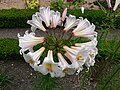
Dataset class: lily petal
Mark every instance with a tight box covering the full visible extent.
[62,8,67,21]
[64,15,80,32]
[113,0,120,11]
[73,18,91,33]
[106,0,112,8]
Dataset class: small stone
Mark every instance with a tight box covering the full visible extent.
[30,73,33,76]
[11,64,14,66]
[21,79,24,82]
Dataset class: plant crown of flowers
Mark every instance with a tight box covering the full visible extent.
[18,6,98,78]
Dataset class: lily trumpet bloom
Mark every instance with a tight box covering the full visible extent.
[74,40,98,69]
[27,13,46,32]
[37,50,64,77]
[18,6,98,77]
[51,11,61,28]
[18,30,45,52]
[23,47,45,66]
[113,0,120,11]
[57,53,75,75]
[64,15,80,32]
[72,23,96,38]
[38,6,51,27]
[63,45,89,74]
[75,37,98,47]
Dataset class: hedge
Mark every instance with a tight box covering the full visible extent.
[0,8,105,28]
[0,8,120,28]
[0,38,22,60]
[0,9,38,28]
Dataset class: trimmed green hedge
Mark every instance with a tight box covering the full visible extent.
[0,8,120,28]
[0,9,105,28]
[0,38,22,60]
[0,9,38,28]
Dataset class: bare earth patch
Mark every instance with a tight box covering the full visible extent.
[0,60,83,90]
[0,60,35,90]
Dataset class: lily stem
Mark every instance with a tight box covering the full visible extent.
[67,34,73,40]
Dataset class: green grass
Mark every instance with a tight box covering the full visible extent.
[33,73,63,90]
[0,70,12,90]
[95,63,120,90]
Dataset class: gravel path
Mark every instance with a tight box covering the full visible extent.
[0,28,120,39]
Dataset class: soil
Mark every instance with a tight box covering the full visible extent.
[0,60,35,90]
[0,60,83,90]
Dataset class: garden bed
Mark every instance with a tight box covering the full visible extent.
[0,1,120,89]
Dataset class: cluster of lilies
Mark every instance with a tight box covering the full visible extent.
[18,7,98,77]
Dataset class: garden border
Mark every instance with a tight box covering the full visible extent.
[1,9,120,28]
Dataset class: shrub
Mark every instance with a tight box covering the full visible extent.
[0,9,120,28]
[0,38,22,60]
[0,9,105,28]
[0,9,37,28]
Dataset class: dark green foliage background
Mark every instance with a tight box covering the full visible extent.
[0,9,120,28]
[0,38,22,60]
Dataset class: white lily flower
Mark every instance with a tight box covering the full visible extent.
[38,6,51,27]
[57,53,75,75]
[85,47,98,69]
[27,13,46,32]
[64,52,83,74]
[81,7,85,14]
[72,23,96,38]
[18,30,45,52]
[63,46,88,74]
[74,39,98,69]
[72,18,90,33]
[51,11,61,28]
[38,50,64,77]
[23,47,45,64]
[22,47,45,71]
[75,41,98,69]
[64,15,80,32]
[113,0,120,11]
